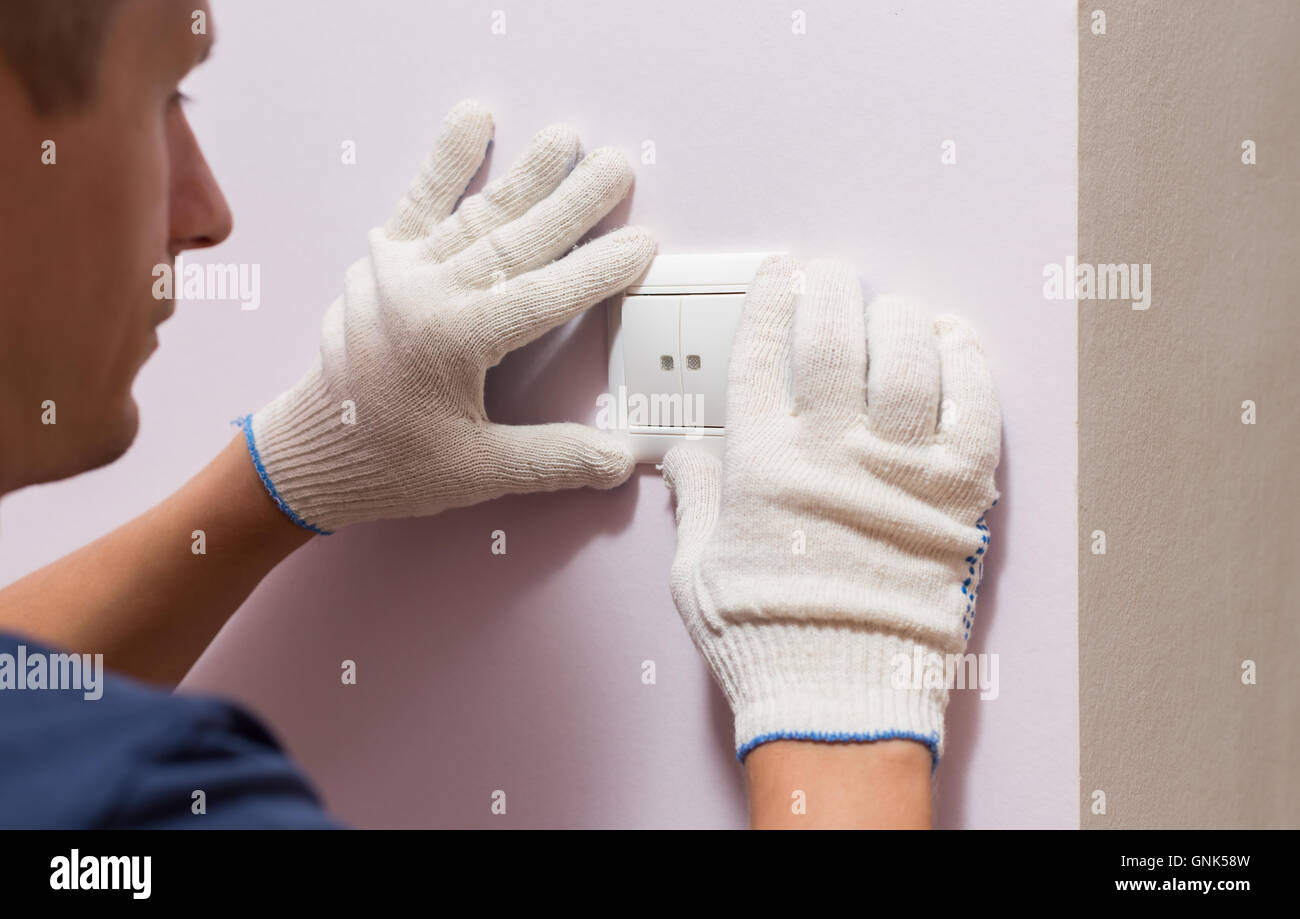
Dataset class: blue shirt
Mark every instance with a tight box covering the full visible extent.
[0,632,346,829]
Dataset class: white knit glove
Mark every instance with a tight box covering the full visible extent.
[239,101,654,533]
[661,256,1001,766]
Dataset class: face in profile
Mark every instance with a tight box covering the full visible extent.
[0,0,231,493]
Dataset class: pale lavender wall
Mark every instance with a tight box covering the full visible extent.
[0,0,1077,827]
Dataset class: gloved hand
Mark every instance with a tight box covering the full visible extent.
[239,100,654,533]
[661,256,1001,766]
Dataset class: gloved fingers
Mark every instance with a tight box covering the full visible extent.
[865,295,943,444]
[477,422,636,495]
[661,444,722,551]
[726,254,799,423]
[467,226,656,366]
[385,100,495,241]
[791,259,868,419]
[934,314,1002,477]
[442,146,634,289]
[423,123,582,264]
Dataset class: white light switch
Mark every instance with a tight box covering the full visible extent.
[619,295,681,422]
[679,294,745,427]
[606,252,781,463]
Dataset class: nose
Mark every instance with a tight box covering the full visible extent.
[168,110,232,256]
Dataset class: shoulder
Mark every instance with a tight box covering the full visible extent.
[0,632,347,829]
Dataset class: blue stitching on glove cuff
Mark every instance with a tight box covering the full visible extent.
[232,414,332,536]
[736,729,942,773]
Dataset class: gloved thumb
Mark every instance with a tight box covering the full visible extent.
[661,444,722,550]
[481,422,635,495]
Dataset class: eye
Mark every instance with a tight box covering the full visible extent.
[170,90,194,108]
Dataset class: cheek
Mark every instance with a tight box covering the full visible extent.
[107,126,171,297]
[77,116,171,385]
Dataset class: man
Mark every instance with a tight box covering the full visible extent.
[0,0,1000,829]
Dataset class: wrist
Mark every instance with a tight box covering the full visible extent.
[240,362,361,534]
[745,738,933,829]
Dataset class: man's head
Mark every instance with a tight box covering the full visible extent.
[0,0,231,495]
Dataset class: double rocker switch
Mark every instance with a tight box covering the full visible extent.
[618,293,745,428]
[606,252,779,461]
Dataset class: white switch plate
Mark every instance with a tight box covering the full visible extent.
[605,253,780,463]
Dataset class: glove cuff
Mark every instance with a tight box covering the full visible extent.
[241,362,375,534]
[706,621,952,769]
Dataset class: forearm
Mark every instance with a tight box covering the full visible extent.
[0,435,311,685]
[745,739,933,829]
